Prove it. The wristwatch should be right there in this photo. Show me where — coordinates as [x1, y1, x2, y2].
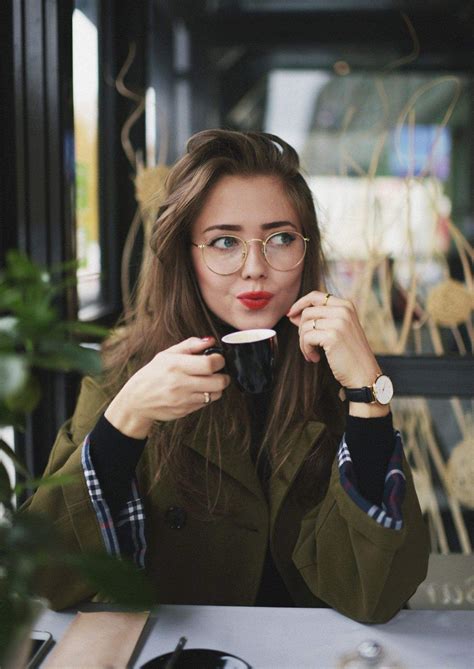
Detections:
[341, 373, 394, 405]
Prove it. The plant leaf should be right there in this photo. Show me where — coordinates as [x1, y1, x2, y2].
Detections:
[0, 461, 13, 507]
[14, 473, 79, 495]
[5, 512, 56, 553]
[32, 342, 102, 374]
[0, 404, 26, 430]
[5, 374, 41, 414]
[63, 321, 109, 338]
[0, 316, 18, 334]
[0, 438, 29, 477]
[63, 553, 155, 609]
[0, 356, 28, 399]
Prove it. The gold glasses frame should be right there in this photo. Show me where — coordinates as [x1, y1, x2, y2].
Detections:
[191, 231, 310, 275]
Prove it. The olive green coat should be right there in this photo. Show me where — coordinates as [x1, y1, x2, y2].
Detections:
[24, 376, 429, 622]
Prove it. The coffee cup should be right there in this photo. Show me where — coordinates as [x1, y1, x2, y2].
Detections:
[205, 328, 277, 394]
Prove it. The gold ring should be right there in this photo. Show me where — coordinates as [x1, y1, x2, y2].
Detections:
[203, 392, 211, 405]
[323, 292, 332, 306]
[312, 319, 318, 330]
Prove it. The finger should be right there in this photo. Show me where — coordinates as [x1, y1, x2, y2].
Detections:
[203, 352, 227, 373]
[287, 291, 346, 318]
[301, 315, 346, 335]
[300, 326, 328, 362]
[286, 291, 325, 318]
[166, 336, 217, 355]
[288, 306, 349, 329]
[177, 352, 226, 375]
[291, 309, 344, 340]
[190, 388, 225, 407]
[287, 313, 302, 328]
[286, 291, 333, 317]
[189, 373, 231, 394]
[163, 374, 230, 416]
[299, 304, 354, 328]
[153, 348, 226, 376]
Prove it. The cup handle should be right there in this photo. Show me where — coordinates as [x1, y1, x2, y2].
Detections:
[203, 347, 224, 356]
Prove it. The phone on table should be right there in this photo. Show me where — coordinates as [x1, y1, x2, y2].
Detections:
[28, 631, 54, 668]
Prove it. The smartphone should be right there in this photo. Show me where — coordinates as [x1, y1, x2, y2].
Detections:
[28, 631, 54, 668]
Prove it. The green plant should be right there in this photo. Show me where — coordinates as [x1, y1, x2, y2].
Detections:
[0, 251, 153, 663]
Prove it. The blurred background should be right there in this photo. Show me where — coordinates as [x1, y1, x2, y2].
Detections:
[1, 0, 473, 608]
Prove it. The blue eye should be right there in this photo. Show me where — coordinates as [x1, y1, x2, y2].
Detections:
[209, 236, 241, 250]
[268, 232, 296, 246]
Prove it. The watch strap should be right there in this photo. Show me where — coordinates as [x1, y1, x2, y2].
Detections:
[343, 386, 374, 403]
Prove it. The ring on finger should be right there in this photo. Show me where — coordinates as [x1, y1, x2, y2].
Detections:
[323, 292, 332, 306]
[203, 392, 211, 405]
[312, 319, 318, 330]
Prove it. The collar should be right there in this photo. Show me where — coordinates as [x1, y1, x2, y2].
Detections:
[184, 419, 326, 506]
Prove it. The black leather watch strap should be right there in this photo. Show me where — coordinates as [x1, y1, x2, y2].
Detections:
[343, 386, 374, 403]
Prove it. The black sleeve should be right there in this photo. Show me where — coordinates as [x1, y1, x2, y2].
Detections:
[344, 412, 395, 506]
[88, 414, 146, 516]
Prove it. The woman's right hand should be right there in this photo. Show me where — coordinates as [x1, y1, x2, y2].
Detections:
[104, 337, 230, 439]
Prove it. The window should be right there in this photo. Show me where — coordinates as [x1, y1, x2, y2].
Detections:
[262, 67, 474, 553]
[264, 69, 472, 357]
[73, 0, 102, 317]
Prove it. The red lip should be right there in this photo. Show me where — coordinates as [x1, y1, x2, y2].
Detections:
[237, 291, 274, 299]
[237, 291, 274, 311]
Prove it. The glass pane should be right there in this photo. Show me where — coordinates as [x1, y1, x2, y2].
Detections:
[263, 70, 473, 356]
[73, 1, 102, 316]
[392, 396, 473, 555]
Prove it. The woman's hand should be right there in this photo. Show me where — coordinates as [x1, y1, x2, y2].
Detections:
[104, 337, 230, 439]
[287, 291, 389, 417]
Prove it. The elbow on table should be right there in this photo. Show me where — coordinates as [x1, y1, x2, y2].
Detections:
[343, 549, 431, 624]
[34, 566, 97, 612]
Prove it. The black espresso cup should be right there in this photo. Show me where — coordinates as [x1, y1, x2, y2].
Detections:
[140, 648, 252, 668]
[205, 328, 277, 394]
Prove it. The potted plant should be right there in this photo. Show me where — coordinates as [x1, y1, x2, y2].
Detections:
[0, 251, 153, 667]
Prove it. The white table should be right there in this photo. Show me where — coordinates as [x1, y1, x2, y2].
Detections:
[37, 605, 474, 669]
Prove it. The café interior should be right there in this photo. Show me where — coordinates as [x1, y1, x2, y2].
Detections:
[1, 1, 473, 667]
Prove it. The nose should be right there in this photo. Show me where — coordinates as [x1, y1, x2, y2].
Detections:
[240, 239, 267, 279]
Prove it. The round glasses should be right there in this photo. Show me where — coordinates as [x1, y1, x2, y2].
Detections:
[192, 231, 309, 275]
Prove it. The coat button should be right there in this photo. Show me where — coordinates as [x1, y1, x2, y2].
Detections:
[165, 506, 187, 529]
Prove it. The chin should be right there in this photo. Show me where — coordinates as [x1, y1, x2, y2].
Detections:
[230, 312, 282, 331]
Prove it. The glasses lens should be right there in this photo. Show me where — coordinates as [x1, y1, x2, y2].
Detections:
[265, 232, 306, 270]
[203, 235, 245, 274]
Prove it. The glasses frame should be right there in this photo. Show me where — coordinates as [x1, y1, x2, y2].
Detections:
[191, 231, 310, 275]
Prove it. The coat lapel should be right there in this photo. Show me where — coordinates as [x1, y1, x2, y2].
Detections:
[184, 419, 327, 509]
[184, 425, 265, 501]
[268, 420, 326, 527]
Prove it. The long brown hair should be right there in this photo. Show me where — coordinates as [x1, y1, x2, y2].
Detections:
[102, 130, 344, 513]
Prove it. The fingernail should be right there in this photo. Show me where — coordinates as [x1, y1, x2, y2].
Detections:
[201, 336, 213, 341]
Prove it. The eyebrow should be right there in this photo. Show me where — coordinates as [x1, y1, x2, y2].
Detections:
[202, 220, 298, 234]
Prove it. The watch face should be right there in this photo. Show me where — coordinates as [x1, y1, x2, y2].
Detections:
[373, 375, 394, 405]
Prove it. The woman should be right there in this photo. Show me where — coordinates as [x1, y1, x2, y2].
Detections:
[26, 130, 429, 622]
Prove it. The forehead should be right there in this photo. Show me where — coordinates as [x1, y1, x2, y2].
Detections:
[192, 174, 301, 234]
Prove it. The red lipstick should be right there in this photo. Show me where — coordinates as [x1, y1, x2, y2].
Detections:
[237, 291, 274, 311]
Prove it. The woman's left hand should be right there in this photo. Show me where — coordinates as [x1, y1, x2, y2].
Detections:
[286, 290, 381, 390]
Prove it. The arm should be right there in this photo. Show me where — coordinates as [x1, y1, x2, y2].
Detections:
[287, 291, 429, 621]
[23, 337, 230, 609]
[21, 376, 112, 609]
[344, 412, 395, 505]
[292, 428, 429, 623]
[84, 418, 147, 566]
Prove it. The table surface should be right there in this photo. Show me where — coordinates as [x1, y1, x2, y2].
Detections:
[37, 605, 474, 669]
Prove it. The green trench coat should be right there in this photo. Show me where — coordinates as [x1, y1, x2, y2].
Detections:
[24, 376, 430, 622]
